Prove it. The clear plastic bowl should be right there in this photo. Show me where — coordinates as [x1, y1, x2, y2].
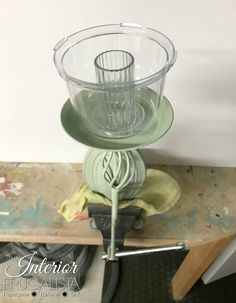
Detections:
[54, 23, 176, 139]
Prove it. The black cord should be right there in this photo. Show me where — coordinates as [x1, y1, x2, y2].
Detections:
[101, 260, 120, 303]
[78, 245, 97, 277]
[0, 243, 15, 263]
[11, 243, 77, 261]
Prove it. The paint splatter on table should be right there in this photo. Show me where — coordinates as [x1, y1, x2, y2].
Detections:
[0, 162, 235, 248]
[0, 163, 79, 235]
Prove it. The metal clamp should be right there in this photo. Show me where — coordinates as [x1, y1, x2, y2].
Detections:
[88, 203, 143, 260]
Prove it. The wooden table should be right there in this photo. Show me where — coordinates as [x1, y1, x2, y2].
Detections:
[0, 162, 235, 299]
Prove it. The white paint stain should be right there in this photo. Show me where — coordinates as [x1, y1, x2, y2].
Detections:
[9, 182, 24, 196]
[0, 182, 24, 198]
[223, 207, 229, 215]
[0, 177, 6, 184]
[0, 211, 9, 215]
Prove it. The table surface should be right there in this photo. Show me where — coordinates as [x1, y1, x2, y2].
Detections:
[0, 162, 235, 249]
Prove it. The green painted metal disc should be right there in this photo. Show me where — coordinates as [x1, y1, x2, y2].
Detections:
[60, 96, 174, 150]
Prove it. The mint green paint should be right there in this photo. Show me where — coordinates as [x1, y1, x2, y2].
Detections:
[185, 210, 198, 229]
[0, 199, 11, 210]
[0, 197, 52, 232]
[150, 209, 198, 230]
[23, 197, 52, 227]
[150, 213, 180, 230]
[205, 209, 236, 230]
[212, 167, 224, 177]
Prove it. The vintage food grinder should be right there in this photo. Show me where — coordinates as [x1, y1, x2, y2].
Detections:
[54, 23, 184, 261]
